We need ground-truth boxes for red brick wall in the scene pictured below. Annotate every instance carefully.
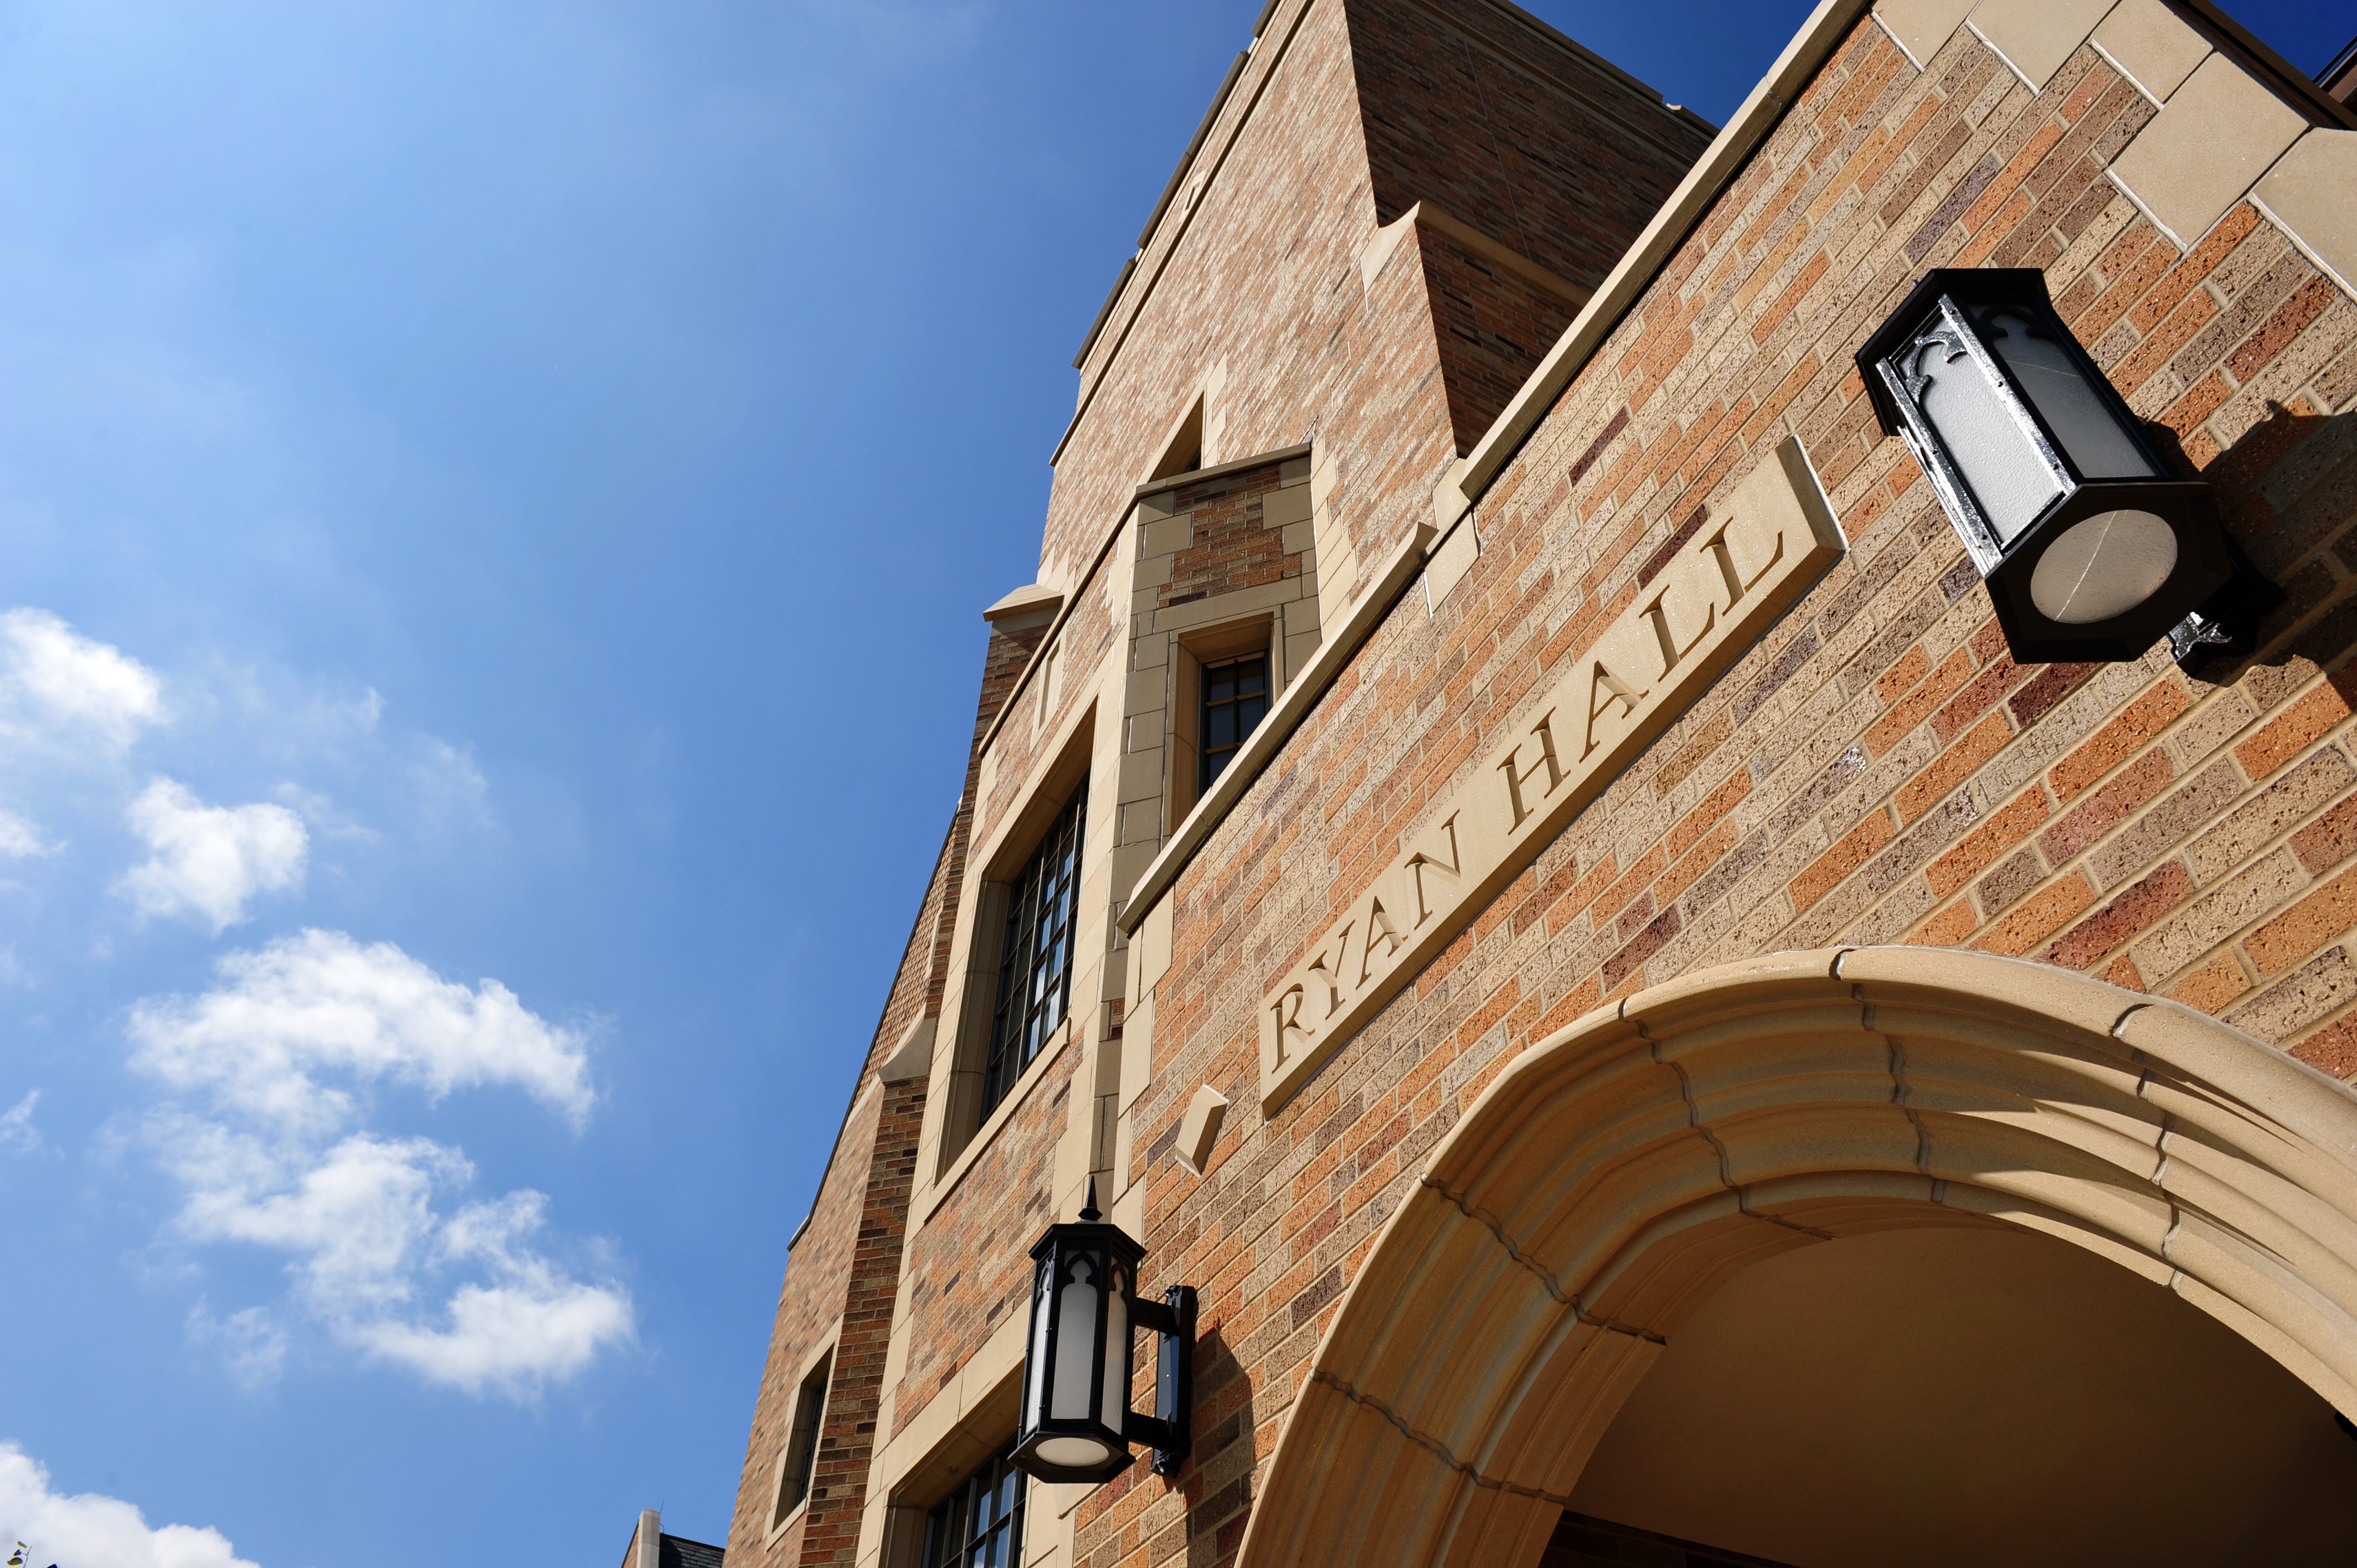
[1042,0,1705,615]
[1413,226,1587,454]
[1101,16,2357,1567]
[887,1044,1074,1443]
[1161,460,1304,611]
[1343,0,1711,289]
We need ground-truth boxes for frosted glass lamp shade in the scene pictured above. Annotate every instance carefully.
[1857,269,2237,663]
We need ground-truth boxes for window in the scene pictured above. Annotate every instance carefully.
[1150,397,1205,480]
[770,1352,832,1530]
[981,780,1088,1118]
[922,1446,1025,1568]
[1198,652,1270,791]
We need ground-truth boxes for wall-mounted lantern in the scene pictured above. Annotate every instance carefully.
[1857,268,2275,670]
[1011,1180,1196,1485]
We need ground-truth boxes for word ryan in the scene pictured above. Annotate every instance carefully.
[1260,436,1846,1110]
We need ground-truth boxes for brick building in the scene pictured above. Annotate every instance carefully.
[719,2,2357,1564]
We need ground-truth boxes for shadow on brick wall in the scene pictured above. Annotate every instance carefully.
[1181,1316,1255,1567]
[2148,408,2357,690]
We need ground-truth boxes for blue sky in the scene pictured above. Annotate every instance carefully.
[0,2,2345,1564]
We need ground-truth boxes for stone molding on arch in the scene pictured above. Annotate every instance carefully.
[1236,946,2357,1568]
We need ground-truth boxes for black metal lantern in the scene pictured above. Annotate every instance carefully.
[1011,1180,1195,1485]
[1857,268,2274,669]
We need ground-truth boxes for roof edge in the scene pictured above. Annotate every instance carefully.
[1433,0,1874,531]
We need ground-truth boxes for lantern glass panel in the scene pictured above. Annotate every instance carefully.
[1905,308,2060,545]
[2029,509,2180,623]
[1049,1249,1100,1422]
[1984,310,2154,480]
[1100,1267,1129,1435]
[1023,1256,1052,1423]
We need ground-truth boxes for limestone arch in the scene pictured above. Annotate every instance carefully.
[1237,946,2357,1568]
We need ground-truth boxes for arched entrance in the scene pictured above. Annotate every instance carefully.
[1238,947,2357,1567]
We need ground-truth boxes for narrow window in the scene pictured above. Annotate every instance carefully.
[771,1352,833,1529]
[921,1445,1025,1568]
[1151,398,1205,480]
[982,780,1088,1117]
[1198,652,1270,791]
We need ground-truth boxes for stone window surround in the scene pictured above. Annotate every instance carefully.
[869,1322,1032,1568]
[1180,626,1279,810]
[919,703,1098,1209]
[764,1329,840,1547]
[1116,519,1437,938]
[1117,450,1326,889]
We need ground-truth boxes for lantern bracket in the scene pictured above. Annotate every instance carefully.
[1123,1285,1196,1476]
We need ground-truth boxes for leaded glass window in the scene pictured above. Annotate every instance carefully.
[982,780,1087,1117]
[1199,652,1270,791]
[921,1445,1025,1568]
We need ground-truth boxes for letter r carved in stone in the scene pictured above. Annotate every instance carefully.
[1269,984,1310,1067]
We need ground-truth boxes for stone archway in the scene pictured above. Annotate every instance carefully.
[1238,947,2357,1568]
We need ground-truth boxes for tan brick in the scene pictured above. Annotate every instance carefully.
[1866,647,1975,756]
[2235,674,2356,780]
[1897,710,2011,823]
[2045,859,2195,972]
[2190,749,2356,884]
[1791,808,1899,912]
[1972,873,2097,956]
[1911,898,1981,947]
[2047,678,2190,801]
[2245,864,2357,977]
[1929,787,2050,896]
[2168,950,2253,1014]
[2039,746,2173,866]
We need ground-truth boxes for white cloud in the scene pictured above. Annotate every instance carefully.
[0,808,56,859]
[130,933,627,1396]
[128,930,593,1133]
[0,1092,38,1154]
[0,608,164,755]
[115,780,307,933]
[0,1442,258,1568]
[350,1189,634,1395]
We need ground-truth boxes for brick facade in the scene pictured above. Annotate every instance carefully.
[723,2,2357,1565]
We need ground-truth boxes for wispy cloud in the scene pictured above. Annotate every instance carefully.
[130,932,627,1397]
[0,1091,39,1154]
[0,809,56,860]
[0,1440,258,1568]
[115,781,307,933]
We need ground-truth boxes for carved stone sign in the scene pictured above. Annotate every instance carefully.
[1259,436,1846,1111]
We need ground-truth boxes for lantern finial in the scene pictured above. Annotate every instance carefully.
[1079,1175,1102,1223]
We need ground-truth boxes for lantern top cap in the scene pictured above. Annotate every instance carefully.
[1028,1180,1147,1266]
[1854,267,2062,438]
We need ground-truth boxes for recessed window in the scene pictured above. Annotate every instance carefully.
[922,1445,1026,1568]
[982,780,1088,1118]
[1151,398,1205,480]
[770,1351,832,1530]
[1199,652,1270,792]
